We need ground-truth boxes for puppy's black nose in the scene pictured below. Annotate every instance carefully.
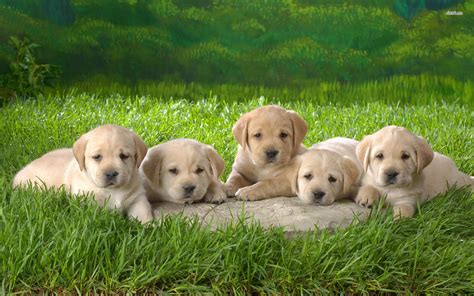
[265,149,279,159]
[385,170,399,180]
[183,185,196,194]
[313,191,326,200]
[105,171,119,181]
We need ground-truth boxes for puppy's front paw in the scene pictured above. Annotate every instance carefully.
[355,186,380,208]
[134,212,154,225]
[224,184,238,197]
[355,192,379,208]
[236,187,261,201]
[204,189,227,204]
[392,204,416,219]
[356,195,376,207]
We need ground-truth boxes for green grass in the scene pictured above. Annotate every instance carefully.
[1,79,473,293]
[66,74,473,106]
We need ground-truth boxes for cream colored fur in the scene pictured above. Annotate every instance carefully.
[140,139,227,204]
[13,125,153,223]
[355,126,473,218]
[225,105,308,201]
[296,138,362,205]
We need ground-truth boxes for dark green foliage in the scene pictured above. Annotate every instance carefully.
[0,0,42,18]
[393,0,463,20]
[394,0,425,21]
[2,36,60,98]
[0,0,472,85]
[0,0,75,25]
[425,0,462,10]
[43,0,75,25]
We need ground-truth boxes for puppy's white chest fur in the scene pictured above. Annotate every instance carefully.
[65,160,144,212]
[256,163,286,179]
[364,173,424,206]
[235,147,288,182]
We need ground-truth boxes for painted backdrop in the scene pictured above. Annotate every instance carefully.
[0,0,472,87]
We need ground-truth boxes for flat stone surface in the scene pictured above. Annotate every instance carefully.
[152,197,370,233]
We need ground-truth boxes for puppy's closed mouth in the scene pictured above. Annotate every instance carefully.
[265,159,279,165]
[384,180,398,186]
[312,200,330,206]
[183,196,195,204]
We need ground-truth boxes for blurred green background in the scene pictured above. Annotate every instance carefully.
[0,0,472,88]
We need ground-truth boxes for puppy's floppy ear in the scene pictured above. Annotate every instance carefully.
[288,110,307,154]
[290,157,302,195]
[73,132,89,171]
[413,135,434,174]
[204,145,225,178]
[132,132,148,168]
[356,135,372,172]
[140,147,162,184]
[341,156,361,195]
[232,113,250,148]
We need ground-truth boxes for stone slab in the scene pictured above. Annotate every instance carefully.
[152,197,370,233]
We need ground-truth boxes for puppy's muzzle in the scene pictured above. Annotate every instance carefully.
[265,149,279,162]
[183,184,196,197]
[312,190,326,202]
[384,169,399,184]
[105,170,119,184]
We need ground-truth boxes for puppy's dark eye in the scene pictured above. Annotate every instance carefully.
[195,168,204,174]
[328,176,337,183]
[304,173,313,180]
[120,153,129,160]
[169,168,178,175]
[92,154,102,161]
[375,153,384,160]
[280,132,288,139]
[401,154,410,160]
[254,133,262,138]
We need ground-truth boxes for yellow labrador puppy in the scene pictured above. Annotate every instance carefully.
[140,139,227,204]
[296,138,362,205]
[13,125,153,223]
[355,126,473,218]
[225,105,307,201]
